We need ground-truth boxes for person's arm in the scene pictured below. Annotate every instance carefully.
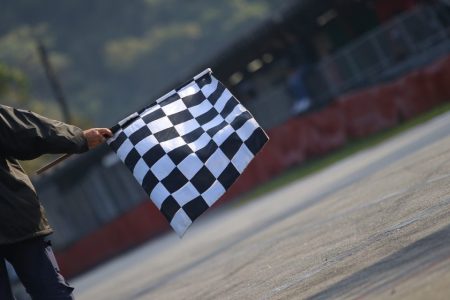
[0,105,111,160]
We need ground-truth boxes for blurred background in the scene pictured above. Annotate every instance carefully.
[1,0,450,297]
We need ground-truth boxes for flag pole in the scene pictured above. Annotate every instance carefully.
[36,153,72,175]
[35,128,115,175]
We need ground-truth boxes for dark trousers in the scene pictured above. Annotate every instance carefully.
[0,237,74,300]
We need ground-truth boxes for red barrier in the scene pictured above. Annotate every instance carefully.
[56,201,168,278]
[395,70,442,119]
[266,119,308,169]
[338,89,374,138]
[423,54,450,102]
[305,104,347,156]
[337,86,399,138]
[288,117,316,157]
[372,82,400,127]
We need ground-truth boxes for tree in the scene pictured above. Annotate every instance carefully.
[0,62,27,103]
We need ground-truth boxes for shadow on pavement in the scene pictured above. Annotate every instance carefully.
[308,223,450,299]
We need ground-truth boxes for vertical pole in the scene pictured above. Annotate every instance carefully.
[370,31,389,70]
[36,40,72,123]
[344,48,361,85]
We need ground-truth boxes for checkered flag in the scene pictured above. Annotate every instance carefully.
[107,69,268,236]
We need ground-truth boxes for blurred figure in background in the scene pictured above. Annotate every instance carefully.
[286,65,312,115]
[0,104,112,300]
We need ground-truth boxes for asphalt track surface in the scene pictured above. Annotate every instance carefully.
[73,112,450,300]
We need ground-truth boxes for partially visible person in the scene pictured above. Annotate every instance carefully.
[0,104,112,300]
[286,65,312,115]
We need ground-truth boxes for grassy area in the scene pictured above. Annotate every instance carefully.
[239,102,450,203]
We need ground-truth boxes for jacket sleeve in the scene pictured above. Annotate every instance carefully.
[0,105,88,160]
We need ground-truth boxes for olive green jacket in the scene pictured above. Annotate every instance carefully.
[0,105,88,245]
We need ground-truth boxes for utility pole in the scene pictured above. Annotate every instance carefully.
[36,40,72,123]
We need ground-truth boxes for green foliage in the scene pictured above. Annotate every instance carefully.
[105,22,202,70]
[0,23,73,119]
[0,62,27,98]
[0,0,280,126]
[224,0,270,30]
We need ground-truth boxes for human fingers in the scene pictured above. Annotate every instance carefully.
[83,129,108,149]
[97,128,113,138]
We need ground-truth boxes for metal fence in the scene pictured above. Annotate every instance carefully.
[307,4,450,104]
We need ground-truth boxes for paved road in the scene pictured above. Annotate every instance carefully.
[73,112,450,300]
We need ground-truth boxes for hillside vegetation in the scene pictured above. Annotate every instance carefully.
[0,0,280,125]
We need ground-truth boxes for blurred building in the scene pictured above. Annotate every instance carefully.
[32,0,450,277]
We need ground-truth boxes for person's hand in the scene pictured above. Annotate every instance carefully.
[83,128,113,149]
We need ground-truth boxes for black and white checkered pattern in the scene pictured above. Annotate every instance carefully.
[107,69,268,236]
